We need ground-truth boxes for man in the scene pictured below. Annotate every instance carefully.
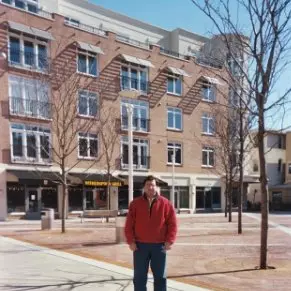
[124,175,177,291]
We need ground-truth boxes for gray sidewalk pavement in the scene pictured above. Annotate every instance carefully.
[0,236,208,291]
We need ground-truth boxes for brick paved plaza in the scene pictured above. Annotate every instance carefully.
[1,213,291,290]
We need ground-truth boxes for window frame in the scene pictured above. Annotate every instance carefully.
[201,82,216,102]
[77,50,98,77]
[8,75,50,119]
[78,90,98,118]
[121,99,149,132]
[120,62,148,93]
[167,107,183,131]
[10,123,51,164]
[167,142,182,165]
[8,32,48,71]
[167,73,182,96]
[202,112,215,135]
[1,0,39,13]
[121,136,149,170]
[78,133,98,159]
[202,146,215,167]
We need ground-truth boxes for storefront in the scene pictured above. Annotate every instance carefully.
[196,186,221,211]
[68,173,123,213]
[7,170,60,219]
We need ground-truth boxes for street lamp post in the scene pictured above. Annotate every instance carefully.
[171,153,175,207]
[126,104,134,205]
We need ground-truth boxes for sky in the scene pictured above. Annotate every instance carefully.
[90,0,291,131]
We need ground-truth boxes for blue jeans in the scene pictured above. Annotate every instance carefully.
[133,242,167,291]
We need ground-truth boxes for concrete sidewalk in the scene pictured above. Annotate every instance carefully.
[0,236,208,291]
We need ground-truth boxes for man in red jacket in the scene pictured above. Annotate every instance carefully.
[124,175,177,291]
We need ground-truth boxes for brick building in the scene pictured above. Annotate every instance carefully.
[0,0,231,220]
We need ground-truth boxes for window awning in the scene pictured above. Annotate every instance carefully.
[7,170,61,185]
[8,21,54,40]
[68,173,123,187]
[121,54,154,68]
[76,41,104,55]
[201,76,221,85]
[119,175,168,187]
[168,66,190,77]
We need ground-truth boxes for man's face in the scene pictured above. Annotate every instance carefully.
[144,179,157,197]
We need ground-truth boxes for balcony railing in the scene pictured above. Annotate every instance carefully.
[160,47,189,60]
[8,50,49,71]
[121,156,150,170]
[121,75,149,93]
[116,34,150,49]
[9,97,51,119]
[121,115,150,133]
[64,18,107,37]
[11,145,51,164]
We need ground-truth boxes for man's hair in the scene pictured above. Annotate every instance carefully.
[143,175,156,186]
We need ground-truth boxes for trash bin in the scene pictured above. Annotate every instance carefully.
[41,208,54,230]
[115,216,126,243]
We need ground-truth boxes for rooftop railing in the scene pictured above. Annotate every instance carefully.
[116,34,150,49]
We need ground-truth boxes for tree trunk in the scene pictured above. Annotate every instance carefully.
[228,190,232,222]
[258,107,268,269]
[225,189,228,218]
[238,98,244,234]
[61,173,67,233]
[106,171,111,223]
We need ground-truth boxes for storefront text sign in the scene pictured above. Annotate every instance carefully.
[84,180,122,187]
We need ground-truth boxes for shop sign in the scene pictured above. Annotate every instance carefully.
[84,180,122,187]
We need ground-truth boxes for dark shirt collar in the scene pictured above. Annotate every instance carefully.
[143,192,159,200]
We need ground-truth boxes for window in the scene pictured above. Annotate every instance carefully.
[202,113,215,135]
[8,33,48,71]
[78,133,98,159]
[10,124,51,163]
[278,159,282,172]
[9,75,50,119]
[167,143,182,165]
[77,51,98,76]
[1,0,39,13]
[121,63,148,93]
[167,107,182,131]
[227,55,244,77]
[202,146,214,167]
[78,90,98,117]
[253,162,259,172]
[288,163,291,174]
[121,99,149,132]
[64,17,80,27]
[201,82,216,102]
[121,136,149,170]
[167,73,182,95]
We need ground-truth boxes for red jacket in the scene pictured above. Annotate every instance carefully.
[124,194,177,244]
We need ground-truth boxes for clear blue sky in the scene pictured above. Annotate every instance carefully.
[90,0,215,37]
[90,0,291,131]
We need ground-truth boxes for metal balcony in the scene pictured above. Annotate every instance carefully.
[120,115,150,133]
[121,156,150,170]
[9,97,51,119]
[11,145,51,164]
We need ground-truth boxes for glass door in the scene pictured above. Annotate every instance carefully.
[28,189,38,213]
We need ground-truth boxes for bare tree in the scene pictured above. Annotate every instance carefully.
[97,103,120,216]
[190,0,291,269]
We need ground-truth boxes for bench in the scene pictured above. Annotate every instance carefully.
[80,209,118,223]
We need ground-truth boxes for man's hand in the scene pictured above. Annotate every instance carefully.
[129,243,137,251]
[165,242,173,251]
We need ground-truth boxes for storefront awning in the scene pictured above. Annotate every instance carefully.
[68,173,124,187]
[121,54,155,68]
[119,175,168,187]
[8,21,54,40]
[7,170,61,185]
[76,41,104,54]
[168,66,190,77]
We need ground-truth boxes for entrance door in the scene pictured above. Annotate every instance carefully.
[26,188,40,219]
[85,190,94,210]
[205,189,212,209]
